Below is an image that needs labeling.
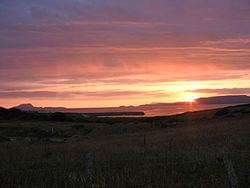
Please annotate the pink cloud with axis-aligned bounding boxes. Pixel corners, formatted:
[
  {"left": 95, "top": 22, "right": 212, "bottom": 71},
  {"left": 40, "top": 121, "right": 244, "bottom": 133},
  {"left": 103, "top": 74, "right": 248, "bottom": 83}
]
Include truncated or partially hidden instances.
[
  {"left": 188, "top": 88, "right": 250, "bottom": 95},
  {"left": 0, "top": 90, "right": 168, "bottom": 100}
]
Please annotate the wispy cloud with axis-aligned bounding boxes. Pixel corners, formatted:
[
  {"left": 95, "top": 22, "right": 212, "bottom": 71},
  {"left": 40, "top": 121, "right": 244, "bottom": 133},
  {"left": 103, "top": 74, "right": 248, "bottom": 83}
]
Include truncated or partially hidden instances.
[
  {"left": 0, "top": 90, "right": 167, "bottom": 99},
  {"left": 188, "top": 88, "right": 250, "bottom": 94}
]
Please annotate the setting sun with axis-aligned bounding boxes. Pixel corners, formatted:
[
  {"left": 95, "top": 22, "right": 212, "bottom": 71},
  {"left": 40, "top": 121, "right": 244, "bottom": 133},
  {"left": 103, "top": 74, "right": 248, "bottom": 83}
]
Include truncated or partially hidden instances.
[{"left": 184, "top": 94, "right": 198, "bottom": 102}]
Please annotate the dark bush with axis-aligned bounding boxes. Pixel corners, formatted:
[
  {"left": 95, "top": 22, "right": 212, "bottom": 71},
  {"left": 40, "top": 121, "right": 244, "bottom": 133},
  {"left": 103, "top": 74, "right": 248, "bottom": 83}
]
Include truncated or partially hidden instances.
[
  {"left": 71, "top": 124, "right": 94, "bottom": 134},
  {"left": 0, "top": 107, "right": 26, "bottom": 120},
  {"left": 0, "top": 136, "right": 10, "bottom": 142},
  {"left": 215, "top": 108, "right": 230, "bottom": 116},
  {"left": 50, "top": 112, "right": 67, "bottom": 121},
  {"left": 71, "top": 124, "right": 85, "bottom": 130},
  {"left": 0, "top": 107, "right": 8, "bottom": 119}
]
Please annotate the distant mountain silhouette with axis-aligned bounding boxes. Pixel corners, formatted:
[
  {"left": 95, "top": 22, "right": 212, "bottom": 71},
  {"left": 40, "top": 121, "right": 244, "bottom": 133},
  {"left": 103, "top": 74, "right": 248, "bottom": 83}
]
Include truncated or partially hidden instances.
[
  {"left": 15, "top": 104, "right": 36, "bottom": 111},
  {"left": 14, "top": 103, "right": 138, "bottom": 113},
  {"left": 14, "top": 95, "right": 250, "bottom": 113},
  {"left": 15, "top": 103, "right": 66, "bottom": 112},
  {"left": 195, "top": 95, "right": 250, "bottom": 104}
]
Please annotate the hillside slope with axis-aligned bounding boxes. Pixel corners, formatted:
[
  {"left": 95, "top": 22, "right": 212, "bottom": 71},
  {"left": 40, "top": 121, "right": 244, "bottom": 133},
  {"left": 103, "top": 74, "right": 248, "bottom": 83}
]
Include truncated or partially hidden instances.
[{"left": 0, "top": 104, "right": 249, "bottom": 187}]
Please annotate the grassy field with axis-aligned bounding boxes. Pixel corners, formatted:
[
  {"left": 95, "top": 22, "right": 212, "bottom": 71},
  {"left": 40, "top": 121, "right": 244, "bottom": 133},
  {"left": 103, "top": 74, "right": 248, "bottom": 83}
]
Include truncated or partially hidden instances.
[{"left": 0, "top": 105, "right": 249, "bottom": 187}]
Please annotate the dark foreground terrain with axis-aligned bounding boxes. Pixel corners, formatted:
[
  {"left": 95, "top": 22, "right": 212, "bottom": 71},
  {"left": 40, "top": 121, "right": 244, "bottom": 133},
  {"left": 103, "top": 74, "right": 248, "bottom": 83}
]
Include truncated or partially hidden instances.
[{"left": 0, "top": 104, "right": 250, "bottom": 187}]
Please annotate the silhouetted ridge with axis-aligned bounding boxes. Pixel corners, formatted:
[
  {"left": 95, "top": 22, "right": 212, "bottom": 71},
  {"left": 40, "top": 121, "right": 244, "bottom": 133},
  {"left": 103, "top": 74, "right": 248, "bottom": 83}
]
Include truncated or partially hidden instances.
[
  {"left": 195, "top": 95, "right": 250, "bottom": 104},
  {"left": 15, "top": 104, "right": 66, "bottom": 112},
  {"left": 15, "top": 103, "right": 34, "bottom": 110},
  {"left": 13, "top": 95, "right": 250, "bottom": 115}
]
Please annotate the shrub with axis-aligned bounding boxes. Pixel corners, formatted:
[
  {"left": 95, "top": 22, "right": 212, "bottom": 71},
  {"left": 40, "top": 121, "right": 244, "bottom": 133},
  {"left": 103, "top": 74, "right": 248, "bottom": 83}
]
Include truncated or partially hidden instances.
[
  {"left": 214, "top": 108, "right": 230, "bottom": 116},
  {"left": 50, "top": 112, "right": 67, "bottom": 121}
]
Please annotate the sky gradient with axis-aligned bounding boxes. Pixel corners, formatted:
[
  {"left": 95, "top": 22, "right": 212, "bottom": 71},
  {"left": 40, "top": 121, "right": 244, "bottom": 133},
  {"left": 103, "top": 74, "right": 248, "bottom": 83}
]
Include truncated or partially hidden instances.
[{"left": 0, "top": 0, "right": 250, "bottom": 108}]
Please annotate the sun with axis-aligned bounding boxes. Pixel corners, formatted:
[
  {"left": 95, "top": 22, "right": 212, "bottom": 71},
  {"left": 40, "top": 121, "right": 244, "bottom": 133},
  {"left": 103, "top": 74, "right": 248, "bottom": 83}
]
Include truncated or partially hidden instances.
[{"left": 184, "top": 94, "right": 198, "bottom": 102}]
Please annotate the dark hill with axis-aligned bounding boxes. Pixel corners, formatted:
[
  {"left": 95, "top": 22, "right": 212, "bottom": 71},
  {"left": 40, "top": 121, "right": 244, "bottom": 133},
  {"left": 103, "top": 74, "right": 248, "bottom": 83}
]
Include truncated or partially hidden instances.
[
  {"left": 15, "top": 103, "right": 66, "bottom": 112},
  {"left": 195, "top": 95, "right": 250, "bottom": 104}
]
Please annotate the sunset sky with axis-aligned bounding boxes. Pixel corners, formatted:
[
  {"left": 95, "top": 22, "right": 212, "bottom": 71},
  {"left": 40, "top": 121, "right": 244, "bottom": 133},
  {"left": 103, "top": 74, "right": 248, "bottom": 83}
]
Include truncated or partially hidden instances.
[{"left": 0, "top": 0, "right": 250, "bottom": 108}]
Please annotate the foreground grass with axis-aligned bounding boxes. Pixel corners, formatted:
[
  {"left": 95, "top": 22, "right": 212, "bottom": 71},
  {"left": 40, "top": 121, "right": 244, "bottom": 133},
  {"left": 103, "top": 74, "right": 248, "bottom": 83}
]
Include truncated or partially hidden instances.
[{"left": 0, "top": 106, "right": 250, "bottom": 187}]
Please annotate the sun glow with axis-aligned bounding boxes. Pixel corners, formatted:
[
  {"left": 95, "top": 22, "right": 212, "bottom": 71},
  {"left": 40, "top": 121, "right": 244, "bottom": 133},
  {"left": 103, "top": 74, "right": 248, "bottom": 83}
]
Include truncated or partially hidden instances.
[{"left": 184, "top": 93, "right": 198, "bottom": 102}]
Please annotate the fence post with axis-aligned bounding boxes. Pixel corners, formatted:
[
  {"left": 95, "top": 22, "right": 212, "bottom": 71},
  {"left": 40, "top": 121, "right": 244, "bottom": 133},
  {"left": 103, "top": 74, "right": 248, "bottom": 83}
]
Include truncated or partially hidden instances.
[
  {"left": 217, "top": 155, "right": 239, "bottom": 188},
  {"left": 143, "top": 135, "right": 146, "bottom": 146},
  {"left": 85, "top": 152, "right": 93, "bottom": 186}
]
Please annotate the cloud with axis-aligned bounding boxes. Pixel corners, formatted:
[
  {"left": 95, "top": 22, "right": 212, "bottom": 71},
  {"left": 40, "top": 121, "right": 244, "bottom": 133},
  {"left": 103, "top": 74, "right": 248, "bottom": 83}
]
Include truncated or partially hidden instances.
[
  {"left": 1, "top": 0, "right": 250, "bottom": 48},
  {"left": 0, "top": 0, "right": 250, "bottom": 107},
  {"left": 202, "top": 38, "right": 250, "bottom": 45},
  {"left": 0, "top": 46, "right": 249, "bottom": 83},
  {"left": 0, "top": 90, "right": 167, "bottom": 99},
  {"left": 188, "top": 88, "right": 250, "bottom": 94},
  {"left": 0, "top": 85, "right": 43, "bottom": 91},
  {"left": 0, "top": 91, "right": 64, "bottom": 98}
]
